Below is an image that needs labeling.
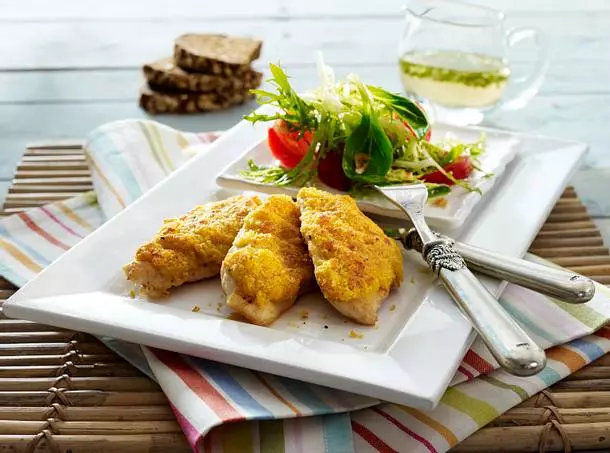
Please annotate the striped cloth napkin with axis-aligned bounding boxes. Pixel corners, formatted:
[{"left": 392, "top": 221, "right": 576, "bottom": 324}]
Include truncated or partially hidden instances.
[{"left": 2, "top": 119, "right": 610, "bottom": 453}]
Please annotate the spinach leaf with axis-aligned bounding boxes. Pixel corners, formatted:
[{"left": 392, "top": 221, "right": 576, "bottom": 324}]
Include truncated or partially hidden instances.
[
  {"left": 367, "top": 85, "right": 429, "bottom": 139},
  {"left": 342, "top": 110, "right": 393, "bottom": 184}
]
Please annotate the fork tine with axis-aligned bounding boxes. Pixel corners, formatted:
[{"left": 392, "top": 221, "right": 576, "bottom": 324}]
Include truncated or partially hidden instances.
[{"left": 375, "top": 184, "right": 429, "bottom": 213}]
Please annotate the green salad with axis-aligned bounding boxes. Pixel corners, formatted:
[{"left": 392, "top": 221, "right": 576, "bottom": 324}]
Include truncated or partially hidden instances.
[{"left": 241, "top": 54, "right": 486, "bottom": 198}]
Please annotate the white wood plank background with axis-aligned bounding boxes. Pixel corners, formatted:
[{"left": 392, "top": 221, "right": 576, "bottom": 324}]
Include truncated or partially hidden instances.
[
  {"left": 1, "top": 0, "right": 609, "bottom": 226},
  {"left": 2, "top": 14, "right": 608, "bottom": 69}
]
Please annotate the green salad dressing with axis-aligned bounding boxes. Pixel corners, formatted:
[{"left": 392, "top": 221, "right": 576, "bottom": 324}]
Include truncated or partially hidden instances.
[
  {"left": 399, "top": 50, "right": 510, "bottom": 88},
  {"left": 399, "top": 50, "right": 510, "bottom": 108}
]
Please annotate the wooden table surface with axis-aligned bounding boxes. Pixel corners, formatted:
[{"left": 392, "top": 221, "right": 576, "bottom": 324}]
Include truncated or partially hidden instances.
[{"left": 1, "top": 0, "right": 610, "bottom": 234}]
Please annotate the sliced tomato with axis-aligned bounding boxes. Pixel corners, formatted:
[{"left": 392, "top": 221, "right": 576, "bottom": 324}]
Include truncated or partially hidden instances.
[
  {"left": 421, "top": 156, "right": 474, "bottom": 185},
  {"left": 317, "top": 150, "right": 351, "bottom": 191},
  {"left": 268, "top": 120, "right": 352, "bottom": 189},
  {"left": 267, "top": 120, "right": 313, "bottom": 169}
]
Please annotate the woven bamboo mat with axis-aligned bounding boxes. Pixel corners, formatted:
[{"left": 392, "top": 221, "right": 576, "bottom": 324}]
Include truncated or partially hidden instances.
[{"left": 1, "top": 143, "right": 610, "bottom": 452}]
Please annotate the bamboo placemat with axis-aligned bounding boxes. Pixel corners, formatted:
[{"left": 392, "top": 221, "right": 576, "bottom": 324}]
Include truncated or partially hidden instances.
[{"left": 1, "top": 143, "right": 610, "bottom": 452}]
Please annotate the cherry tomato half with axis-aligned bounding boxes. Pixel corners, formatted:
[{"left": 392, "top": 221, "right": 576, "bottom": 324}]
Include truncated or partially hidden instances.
[
  {"left": 421, "top": 156, "right": 474, "bottom": 185},
  {"left": 317, "top": 149, "right": 352, "bottom": 191},
  {"left": 267, "top": 120, "right": 313, "bottom": 169}
]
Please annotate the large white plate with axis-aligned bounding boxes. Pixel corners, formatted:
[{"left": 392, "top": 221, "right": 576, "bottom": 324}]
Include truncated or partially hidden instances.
[
  {"left": 216, "top": 105, "right": 520, "bottom": 230},
  {"left": 3, "top": 117, "right": 587, "bottom": 410}
]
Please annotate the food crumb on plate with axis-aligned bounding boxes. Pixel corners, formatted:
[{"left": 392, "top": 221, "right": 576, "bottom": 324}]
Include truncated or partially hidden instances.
[
  {"left": 192, "top": 305, "right": 200, "bottom": 312},
  {"left": 409, "top": 276, "right": 416, "bottom": 284},
  {"left": 128, "top": 289, "right": 136, "bottom": 299},
  {"left": 300, "top": 310, "right": 309, "bottom": 320},
  {"left": 349, "top": 329, "right": 364, "bottom": 339},
  {"left": 389, "top": 304, "right": 396, "bottom": 312},
  {"left": 431, "top": 197, "right": 448, "bottom": 208}
]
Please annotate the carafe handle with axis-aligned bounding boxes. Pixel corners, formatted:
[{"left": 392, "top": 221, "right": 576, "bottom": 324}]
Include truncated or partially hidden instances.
[{"left": 498, "top": 27, "right": 549, "bottom": 111}]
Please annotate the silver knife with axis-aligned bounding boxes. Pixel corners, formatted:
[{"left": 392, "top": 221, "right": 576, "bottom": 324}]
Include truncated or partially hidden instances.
[
  {"left": 387, "top": 227, "right": 595, "bottom": 304},
  {"left": 375, "top": 184, "right": 546, "bottom": 377}
]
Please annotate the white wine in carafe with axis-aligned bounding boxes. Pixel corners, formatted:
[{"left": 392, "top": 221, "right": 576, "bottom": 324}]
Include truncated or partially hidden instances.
[{"left": 399, "top": 50, "right": 510, "bottom": 108}]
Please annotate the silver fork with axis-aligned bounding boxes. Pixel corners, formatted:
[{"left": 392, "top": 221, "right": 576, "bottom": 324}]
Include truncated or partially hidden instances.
[{"left": 375, "top": 184, "right": 546, "bottom": 377}]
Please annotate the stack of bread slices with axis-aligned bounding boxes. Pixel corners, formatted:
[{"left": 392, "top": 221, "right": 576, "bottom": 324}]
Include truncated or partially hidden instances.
[{"left": 140, "top": 33, "right": 263, "bottom": 114}]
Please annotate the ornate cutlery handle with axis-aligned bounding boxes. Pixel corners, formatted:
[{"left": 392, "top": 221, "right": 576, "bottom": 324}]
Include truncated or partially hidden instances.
[
  {"left": 427, "top": 241, "right": 547, "bottom": 376},
  {"left": 454, "top": 241, "right": 594, "bottom": 304},
  {"left": 403, "top": 229, "right": 595, "bottom": 304}
]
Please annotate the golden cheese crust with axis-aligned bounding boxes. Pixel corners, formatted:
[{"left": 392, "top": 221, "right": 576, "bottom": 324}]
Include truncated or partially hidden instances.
[
  {"left": 297, "top": 187, "right": 403, "bottom": 325},
  {"left": 221, "top": 195, "right": 314, "bottom": 325},
  {"left": 124, "top": 195, "right": 261, "bottom": 297}
]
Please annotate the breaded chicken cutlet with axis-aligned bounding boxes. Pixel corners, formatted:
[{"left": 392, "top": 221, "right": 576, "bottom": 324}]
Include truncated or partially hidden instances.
[
  {"left": 221, "top": 195, "right": 314, "bottom": 325},
  {"left": 297, "top": 187, "right": 403, "bottom": 325},
  {"left": 124, "top": 195, "right": 261, "bottom": 297}
]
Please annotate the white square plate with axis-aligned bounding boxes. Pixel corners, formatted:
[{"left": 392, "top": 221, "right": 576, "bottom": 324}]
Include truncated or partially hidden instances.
[
  {"left": 4, "top": 117, "right": 587, "bottom": 410},
  {"left": 216, "top": 106, "right": 520, "bottom": 230}
]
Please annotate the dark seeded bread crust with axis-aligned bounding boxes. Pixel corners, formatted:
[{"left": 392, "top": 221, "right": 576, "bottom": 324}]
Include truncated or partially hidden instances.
[
  {"left": 139, "top": 85, "right": 254, "bottom": 114},
  {"left": 174, "top": 33, "right": 262, "bottom": 76},
  {"left": 143, "top": 57, "right": 263, "bottom": 93}
]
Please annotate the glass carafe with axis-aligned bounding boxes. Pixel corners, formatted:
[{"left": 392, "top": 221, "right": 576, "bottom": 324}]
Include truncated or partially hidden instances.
[{"left": 398, "top": 0, "right": 548, "bottom": 125}]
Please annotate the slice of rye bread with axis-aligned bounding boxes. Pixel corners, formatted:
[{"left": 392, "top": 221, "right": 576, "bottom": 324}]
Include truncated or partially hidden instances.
[
  {"left": 174, "top": 33, "right": 262, "bottom": 76},
  {"left": 139, "top": 85, "right": 254, "bottom": 114},
  {"left": 143, "top": 57, "right": 263, "bottom": 93}
]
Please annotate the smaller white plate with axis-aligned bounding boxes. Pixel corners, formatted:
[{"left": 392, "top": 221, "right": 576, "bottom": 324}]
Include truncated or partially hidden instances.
[{"left": 217, "top": 112, "right": 520, "bottom": 230}]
